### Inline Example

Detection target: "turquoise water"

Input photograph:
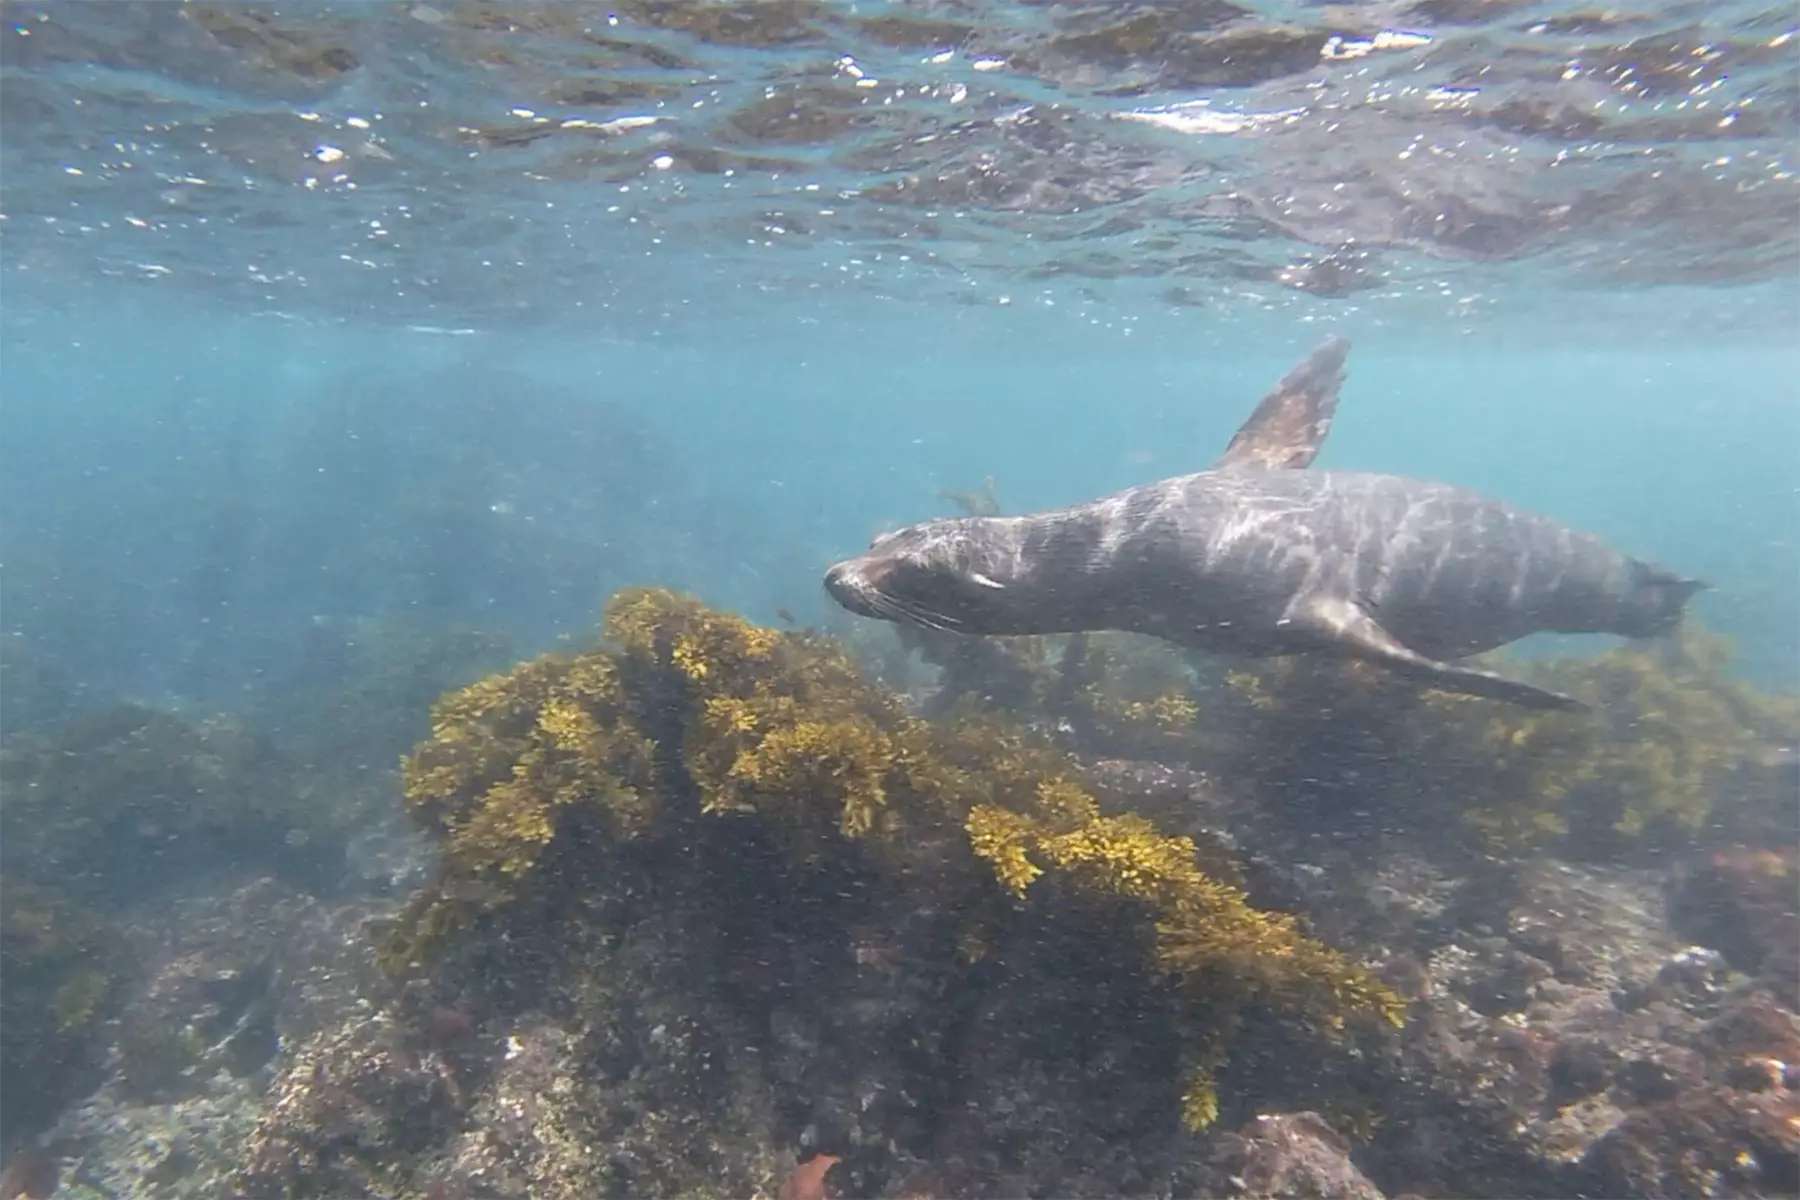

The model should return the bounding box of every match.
[4,292,1796,707]
[1,0,1796,695]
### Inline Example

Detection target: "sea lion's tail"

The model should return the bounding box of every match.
[1621,560,1707,639]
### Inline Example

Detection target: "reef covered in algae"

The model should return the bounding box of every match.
[0,618,513,1160]
[209,586,1791,1200]
[0,877,121,1143]
[1201,626,1800,862]
[389,588,1401,1141]
[6,576,1795,1199]
[851,592,1798,868]
[0,704,343,906]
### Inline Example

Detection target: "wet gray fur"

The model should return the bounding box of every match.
[824,468,1702,711]
[824,336,1702,710]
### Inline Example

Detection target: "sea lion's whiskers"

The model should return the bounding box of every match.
[876,591,963,633]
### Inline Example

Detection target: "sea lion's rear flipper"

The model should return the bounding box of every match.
[1212,335,1352,471]
[1305,596,1588,712]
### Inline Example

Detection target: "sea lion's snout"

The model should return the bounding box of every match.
[823,558,885,618]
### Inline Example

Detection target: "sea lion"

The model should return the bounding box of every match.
[823,337,1703,711]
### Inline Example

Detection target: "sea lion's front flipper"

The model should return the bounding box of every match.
[1212,335,1352,471]
[1304,596,1588,712]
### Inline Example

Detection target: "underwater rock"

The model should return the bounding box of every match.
[1671,846,1800,998]
[1585,1087,1800,1199]
[110,878,387,1103]
[878,908,1194,1196]
[1131,819,1798,1197]
[1199,1111,1387,1200]
[245,903,805,1200]
[0,879,121,1145]
[53,1080,267,1200]
[429,1016,596,1199]
[1502,859,1676,995]
[343,816,437,898]
[39,879,401,1198]
[0,705,348,907]
[238,1014,464,1199]
[1334,857,1800,1197]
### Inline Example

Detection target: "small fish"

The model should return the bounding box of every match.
[775,606,797,625]
[781,1152,839,1200]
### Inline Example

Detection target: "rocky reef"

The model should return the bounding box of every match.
[0,705,345,908]
[3,588,1795,1199]
[1209,627,1800,863]
[0,619,501,1162]
[0,878,119,1148]
[332,588,1399,1193]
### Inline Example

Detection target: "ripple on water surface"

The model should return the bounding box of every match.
[0,0,1794,334]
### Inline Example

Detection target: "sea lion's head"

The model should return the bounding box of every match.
[823,518,1017,634]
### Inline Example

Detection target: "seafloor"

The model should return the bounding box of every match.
[1,585,1795,1200]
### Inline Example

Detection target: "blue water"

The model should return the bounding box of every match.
[1,0,1797,698]
[4,287,1797,712]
